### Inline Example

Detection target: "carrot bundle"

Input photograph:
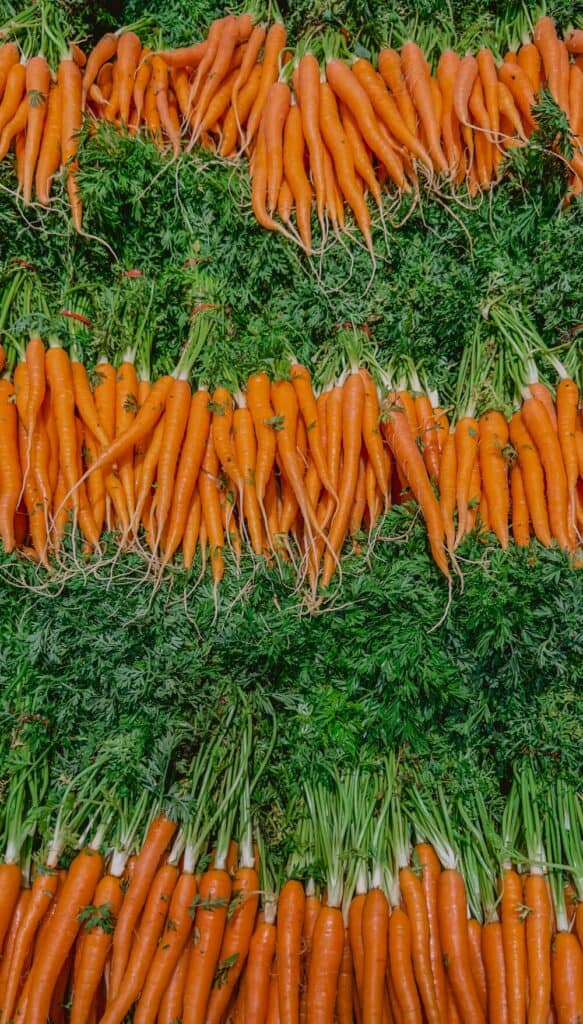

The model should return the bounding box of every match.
[0,764,581,1024]
[2,14,582,241]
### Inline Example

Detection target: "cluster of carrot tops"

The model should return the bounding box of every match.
[1,261,583,585]
[3,7,583,242]
[1,741,582,1024]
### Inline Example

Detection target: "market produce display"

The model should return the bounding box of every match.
[1,259,583,586]
[0,0,583,1022]
[1,732,583,1024]
[1,3,583,237]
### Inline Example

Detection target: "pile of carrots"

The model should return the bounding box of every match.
[1,267,583,585]
[1,9,583,240]
[1,749,583,1024]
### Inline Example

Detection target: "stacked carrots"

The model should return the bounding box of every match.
[2,10,583,240]
[1,755,583,1024]
[1,274,583,585]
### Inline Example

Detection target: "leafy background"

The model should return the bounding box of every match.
[0,0,582,832]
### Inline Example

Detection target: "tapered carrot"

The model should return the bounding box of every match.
[326,59,407,189]
[482,920,508,1024]
[353,56,432,167]
[402,41,448,172]
[306,904,345,1023]
[109,814,176,999]
[362,887,390,1024]
[115,31,142,126]
[162,387,210,562]
[389,906,423,1023]
[400,866,442,1024]
[262,81,291,213]
[245,902,277,1024]
[198,427,225,583]
[56,57,83,231]
[551,932,583,1024]
[321,371,364,586]
[501,869,527,1024]
[206,862,260,1024]
[158,945,190,1024]
[246,22,287,149]
[479,410,509,548]
[151,55,181,155]
[414,844,448,1024]
[453,414,478,547]
[467,919,487,1014]
[277,879,305,1024]
[70,873,124,1024]
[25,845,103,1024]
[521,392,571,550]
[0,887,30,1011]
[82,33,118,102]
[0,61,26,135]
[21,55,51,204]
[319,79,372,249]
[35,82,61,204]
[555,371,579,544]
[296,53,326,223]
[498,62,537,132]
[438,869,485,1024]
[437,50,464,176]
[283,100,312,252]
[220,61,262,155]
[335,928,353,1024]
[509,411,552,546]
[383,391,450,576]
[524,873,552,1024]
[233,396,264,555]
[510,463,530,546]
[182,862,232,1024]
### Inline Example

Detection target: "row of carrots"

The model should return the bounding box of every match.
[1,296,583,583]
[0,750,582,1024]
[1,11,583,240]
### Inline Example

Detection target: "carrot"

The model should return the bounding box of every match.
[517,42,542,93]
[335,928,354,1024]
[283,100,312,252]
[551,932,583,1024]
[300,886,321,1020]
[477,48,500,146]
[83,427,105,539]
[497,81,527,141]
[555,372,579,544]
[362,886,390,1024]
[400,866,442,1024]
[498,62,537,133]
[158,40,207,69]
[198,427,225,584]
[467,919,487,1014]
[326,58,407,189]
[321,371,365,587]
[438,869,486,1024]
[401,41,448,173]
[151,55,181,156]
[21,55,51,204]
[383,391,450,576]
[0,42,19,89]
[453,53,479,127]
[469,76,493,184]
[231,23,266,134]
[306,904,345,1023]
[0,94,28,161]
[58,57,83,231]
[501,869,527,1024]
[116,31,142,126]
[245,905,277,1024]
[190,15,240,140]
[389,905,422,1023]
[82,33,118,102]
[70,873,124,1024]
[246,371,277,511]
[295,52,328,225]
[45,342,81,513]
[510,463,530,546]
[35,83,61,204]
[233,396,264,555]
[525,874,552,1024]
[352,56,431,169]
[0,860,21,962]
[206,862,260,1024]
[109,814,176,999]
[378,47,418,135]
[212,385,243,500]
[182,863,232,1024]
[163,387,210,562]
[439,428,457,552]
[25,846,103,1024]
[150,376,190,545]
[339,100,382,207]
[482,920,508,1024]
[246,21,287,148]
[570,64,583,138]
[252,120,290,235]
[479,410,510,548]
[86,374,173,481]
[437,50,464,177]
[319,79,373,249]
[220,61,262,155]
[453,414,478,547]
[100,863,179,1024]
[0,61,26,135]
[521,393,571,550]
[0,887,30,1011]
[509,411,552,546]
[181,487,202,568]
[131,48,152,128]
[413,845,448,1024]
[414,391,441,482]
[263,81,291,213]
[360,369,389,505]
[277,879,305,1024]
[158,945,190,1024]
[271,379,321,542]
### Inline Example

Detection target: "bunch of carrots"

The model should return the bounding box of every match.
[1,265,583,585]
[2,8,583,241]
[1,750,583,1024]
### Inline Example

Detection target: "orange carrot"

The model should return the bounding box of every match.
[277,879,305,1024]
[58,57,83,231]
[35,83,61,204]
[402,41,449,172]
